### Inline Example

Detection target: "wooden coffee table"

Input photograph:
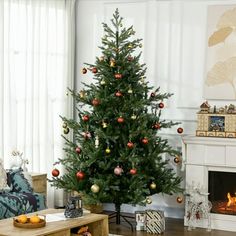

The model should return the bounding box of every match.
[0,208,109,236]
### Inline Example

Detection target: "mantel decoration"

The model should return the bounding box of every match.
[196,101,236,138]
[10,150,29,171]
[64,196,83,218]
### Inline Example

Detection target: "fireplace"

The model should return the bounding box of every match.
[182,135,236,232]
[209,171,236,215]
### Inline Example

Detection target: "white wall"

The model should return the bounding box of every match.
[75,0,236,218]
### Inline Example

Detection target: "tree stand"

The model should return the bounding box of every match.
[108,203,134,231]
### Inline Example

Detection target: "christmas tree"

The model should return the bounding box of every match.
[50,9,182,213]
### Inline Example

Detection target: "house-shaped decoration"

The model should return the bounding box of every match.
[196,102,236,138]
[199,101,210,113]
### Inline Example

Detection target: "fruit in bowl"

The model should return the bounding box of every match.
[17,214,28,224]
[29,215,41,224]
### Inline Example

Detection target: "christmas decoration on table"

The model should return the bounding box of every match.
[145,209,165,234]
[64,196,83,218]
[49,9,182,225]
[196,101,236,138]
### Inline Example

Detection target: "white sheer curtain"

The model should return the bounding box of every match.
[0,0,75,207]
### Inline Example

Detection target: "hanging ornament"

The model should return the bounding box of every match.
[92,98,100,106]
[150,182,157,190]
[150,92,155,98]
[52,168,60,177]
[127,55,133,61]
[117,116,124,123]
[63,127,70,134]
[82,115,89,122]
[92,67,98,73]
[146,197,152,204]
[75,147,82,154]
[76,171,85,180]
[128,44,133,48]
[177,127,184,134]
[99,56,105,61]
[105,147,111,154]
[114,73,122,79]
[83,131,91,139]
[110,59,115,67]
[91,184,100,193]
[102,121,108,128]
[139,43,143,48]
[95,136,99,148]
[62,122,67,128]
[141,137,149,145]
[131,114,137,120]
[176,196,183,204]
[130,168,137,175]
[128,88,133,94]
[152,123,161,130]
[114,166,123,175]
[115,91,123,97]
[159,102,164,109]
[174,156,181,164]
[127,141,134,149]
[100,79,106,85]
[79,90,86,99]
[139,77,145,84]
[82,68,87,74]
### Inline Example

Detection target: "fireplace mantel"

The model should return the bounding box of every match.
[182,135,236,232]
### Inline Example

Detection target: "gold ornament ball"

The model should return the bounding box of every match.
[63,127,70,134]
[62,122,67,128]
[174,156,181,164]
[150,182,156,190]
[131,114,137,120]
[177,196,183,204]
[128,44,133,48]
[146,197,152,204]
[102,122,108,128]
[105,148,111,154]
[91,184,100,193]
[100,79,106,85]
[139,43,143,48]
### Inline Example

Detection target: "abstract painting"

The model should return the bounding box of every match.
[204,5,236,100]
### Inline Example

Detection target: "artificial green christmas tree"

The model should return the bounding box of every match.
[50,9,182,222]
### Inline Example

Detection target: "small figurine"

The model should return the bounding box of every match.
[64,196,83,218]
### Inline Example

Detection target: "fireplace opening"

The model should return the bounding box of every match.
[208,171,236,215]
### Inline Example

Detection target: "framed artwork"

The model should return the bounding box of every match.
[204,5,236,100]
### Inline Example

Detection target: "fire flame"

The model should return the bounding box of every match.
[227,192,236,207]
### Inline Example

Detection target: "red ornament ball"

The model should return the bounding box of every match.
[82,68,87,74]
[177,127,183,134]
[82,115,89,122]
[130,168,137,175]
[159,102,164,109]
[114,73,122,79]
[150,92,155,98]
[141,138,149,145]
[127,141,134,149]
[75,147,81,154]
[52,168,60,177]
[114,166,123,175]
[92,67,97,73]
[115,91,122,97]
[117,117,124,123]
[153,123,161,130]
[177,196,183,204]
[76,171,85,180]
[92,98,100,106]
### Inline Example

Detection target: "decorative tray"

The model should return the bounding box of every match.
[13,215,46,229]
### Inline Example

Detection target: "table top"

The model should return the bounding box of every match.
[0,208,108,236]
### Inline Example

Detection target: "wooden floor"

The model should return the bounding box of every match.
[108,216,236,236]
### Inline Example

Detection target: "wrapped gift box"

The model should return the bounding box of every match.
[135,211,146,231]
[145,210,165,234]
